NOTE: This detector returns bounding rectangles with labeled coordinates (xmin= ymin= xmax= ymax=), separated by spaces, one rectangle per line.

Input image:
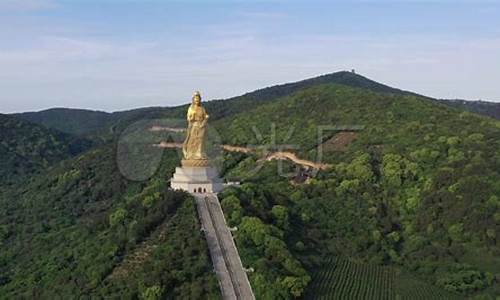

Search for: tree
xmin=345 ymin=152 xmax=374 ymax=183
xmin=279 ymin=275 xmax=310 ymax=297
xmin=448 ymin=223 xmax=464 ymax=242
xmin=239 ymin=217 xmax=268 ymax=247
xmin=221 ymin=195 xmax=243 ymax=226
xmin=271 ymin=205 xmax=289 ymax=231
xmin=140 ymin=285 xmax=163 ymax=300
xmin=109 ymin=208 xmax=127 ymax=227
xmin=0 ymin=225 xmax=8 ymax=246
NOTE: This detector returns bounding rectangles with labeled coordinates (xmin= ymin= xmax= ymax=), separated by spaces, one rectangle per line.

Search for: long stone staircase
xmin=194 ymin=193 xmax=255 ymax=300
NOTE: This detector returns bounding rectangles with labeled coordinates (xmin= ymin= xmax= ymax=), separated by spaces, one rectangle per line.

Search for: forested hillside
xmin=213 ymin=84 xmax=500 ymax=298
xmin=0 ymin=144 xmax=219 ymax=298
xmin=0 ymin=113 xmax=92 ymax=186
xmin=440 ymin=99 xmax=500 ymax=121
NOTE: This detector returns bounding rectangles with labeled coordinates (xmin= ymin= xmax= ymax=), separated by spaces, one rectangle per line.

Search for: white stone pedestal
xmin=170 ymin=166 xmax=223 ymax=194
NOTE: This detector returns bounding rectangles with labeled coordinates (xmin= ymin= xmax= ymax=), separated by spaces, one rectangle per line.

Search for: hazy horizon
xmin=1 ymin=0 xmax=500 ymax=113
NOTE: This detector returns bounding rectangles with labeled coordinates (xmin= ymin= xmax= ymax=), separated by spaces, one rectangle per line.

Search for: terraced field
xmin=305 ymin=257 xmax=463 ymax=300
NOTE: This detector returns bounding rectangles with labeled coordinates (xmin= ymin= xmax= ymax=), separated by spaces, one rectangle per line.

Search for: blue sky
xmin=1 ymin=0 xmax=500 ymax=113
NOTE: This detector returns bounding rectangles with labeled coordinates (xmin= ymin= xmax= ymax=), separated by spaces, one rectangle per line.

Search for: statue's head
xmin=192 ymin=91 xmax=202 ymax=106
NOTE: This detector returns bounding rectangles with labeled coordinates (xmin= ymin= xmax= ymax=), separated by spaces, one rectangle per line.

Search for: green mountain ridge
xmin=12 ymin=72 xmax=499 ymax=140
xmin=439 ymin=99 xmax=500 ymax=121
xmin=11 ymin=72 xmax=420 ymax=137
xmin=15 ymin=108 xmax=113 ymax=136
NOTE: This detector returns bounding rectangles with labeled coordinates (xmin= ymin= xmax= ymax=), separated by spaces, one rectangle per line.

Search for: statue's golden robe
xmin=182 ymin=92 xmax=209 ymax=165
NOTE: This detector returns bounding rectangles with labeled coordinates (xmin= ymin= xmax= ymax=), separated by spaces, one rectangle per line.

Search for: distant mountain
xmin=202 ymin=71 xmax=421 ymax=122
xmin=15 ymin=108 xmax=113 ymax=136
xmin=14 ymin=72 xmax=499 ymax=140
xmin=440 ymin=99 xmax=500 ymax=120
xmin=0 ymin=114 xmax=92 ymax=186
xmin=236 ymin=70 xmax=419 ymax=101
xmin=12 ymin=71 xmax=418 ymax=137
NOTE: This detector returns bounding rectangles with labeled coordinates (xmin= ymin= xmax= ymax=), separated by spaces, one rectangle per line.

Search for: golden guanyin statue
xmin=182 ymin=91 xmax=209 ymax=167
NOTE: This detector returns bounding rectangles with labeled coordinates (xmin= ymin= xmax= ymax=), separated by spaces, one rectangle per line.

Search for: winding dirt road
xmin=155 ymin=142 xmax=331 ymax=170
